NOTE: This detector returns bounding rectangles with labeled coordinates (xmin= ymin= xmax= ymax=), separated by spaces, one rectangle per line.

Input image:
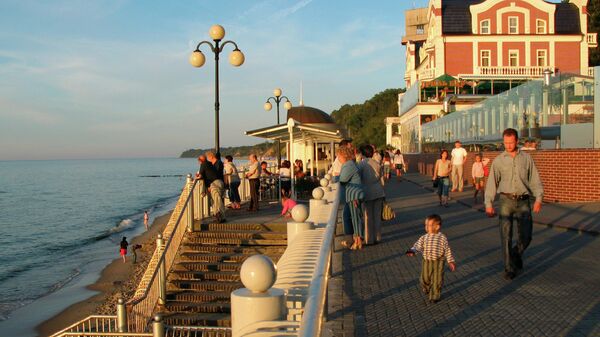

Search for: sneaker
xmin=503 ymin=271 xmax=516 ymax=280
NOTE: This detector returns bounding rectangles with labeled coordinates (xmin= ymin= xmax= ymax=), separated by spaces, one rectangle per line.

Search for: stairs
xmin=157 ymin=222 xmax=287 ymax=330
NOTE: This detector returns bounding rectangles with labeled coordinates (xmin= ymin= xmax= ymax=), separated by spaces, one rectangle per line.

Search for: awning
xmin=245 ymin=119 xmax=344 ymax=142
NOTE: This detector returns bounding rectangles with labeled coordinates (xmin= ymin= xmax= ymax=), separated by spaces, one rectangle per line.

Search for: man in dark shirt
xmin=206 ymin=151 xmax=226 ymax=223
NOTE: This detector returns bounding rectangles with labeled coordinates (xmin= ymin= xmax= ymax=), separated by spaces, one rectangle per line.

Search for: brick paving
xmin=325 ymin=174 xmax=600 ymax=337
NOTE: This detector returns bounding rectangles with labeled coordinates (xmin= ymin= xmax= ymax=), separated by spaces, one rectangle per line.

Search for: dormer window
xmin=416 ymin=24 xmax=425 ymax=35
xmin=480 ymin=20 xmax=490 ymax=34
xmin=509 ymin=17 xmax=518 ymax=34
xmin=536 ymin=19 xmax=546 ymax=34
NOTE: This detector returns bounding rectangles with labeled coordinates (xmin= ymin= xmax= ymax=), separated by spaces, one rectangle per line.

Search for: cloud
xmin=275 ymin=0 xmax=313 ymax=19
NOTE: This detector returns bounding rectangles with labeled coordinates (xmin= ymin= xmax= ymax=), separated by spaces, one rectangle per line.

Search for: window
xmin=508 ymin=16 xmax=518 ymax=34
xmin=509 ymin=50 xmax=519 ymax=67
xmin=480 ymin=20 xmax=490 ymax=34
xmin=416 ymin=24 xmax=425 ymax=35
xmin=536 ymin=19 xmax=546 ymax=34
xmin=481 ymin=50 xmax=491 ymax=67
xmin=537 ymin=50 xmax=547 ymax=67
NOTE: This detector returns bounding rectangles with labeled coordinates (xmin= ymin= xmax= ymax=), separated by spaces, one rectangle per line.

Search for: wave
xmin=108 ymin=218 xmax=134 ymax=234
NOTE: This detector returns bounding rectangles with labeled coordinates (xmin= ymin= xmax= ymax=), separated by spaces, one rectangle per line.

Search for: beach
xmin=36 ymin=211 xmax=173 ymax=337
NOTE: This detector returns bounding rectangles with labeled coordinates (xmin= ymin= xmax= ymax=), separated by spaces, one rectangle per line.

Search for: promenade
xmin=325 ymin=174 xmax=600 ymax=337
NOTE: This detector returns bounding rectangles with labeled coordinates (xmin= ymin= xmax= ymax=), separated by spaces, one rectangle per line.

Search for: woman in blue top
xmin=338 ymin=146 xmax=365 ymax=250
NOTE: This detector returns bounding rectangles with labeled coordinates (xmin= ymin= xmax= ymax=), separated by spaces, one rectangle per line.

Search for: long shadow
xmin=562 ymin=299 xmax=600 ymax=336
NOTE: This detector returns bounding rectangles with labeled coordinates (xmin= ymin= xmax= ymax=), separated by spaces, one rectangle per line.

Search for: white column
xmin=386 ymin=122 xmax=392 ymax=146
xmin=594 ymin=66 xmax=600 ymax=148
xmin=308 ymin=139 xmax=314 ymax=177
xmin=330 ymin=141 xmax=335 ymax=167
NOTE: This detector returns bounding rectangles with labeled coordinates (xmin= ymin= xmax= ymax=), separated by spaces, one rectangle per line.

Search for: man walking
xmin=485 ymin=128 xmax=543 ymax=280
xmin=246 ymin=154 xmax=261 ymax=211
xmin=450 ymin=140 xmax=467 ymax=192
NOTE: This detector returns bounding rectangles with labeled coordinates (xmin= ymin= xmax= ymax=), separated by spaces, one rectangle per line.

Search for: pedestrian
xmin=406 ymin=214 xmax=456 ymax=303
xmin=450 ymin=140 xmax=468 ymax=192
xmin=280 ymin=187 xmax=297 ymax=218
xmin=433 ymin=150 xmax=452 ymax=207
xmin=485 ymin=128 xmax=543 ymax=280
xmin=393 ymin=150 xmax=405 ymax=181
xmin=245 ymin=154 xmax=261 ymax=211
xmin=120 ymin=237 xmax=128 ymax=263
xmin=132 ymin=244 xmax=142 ymax=264
xmin=260 ymin=161 xmax=273 ymax=176
xmin=383 ymin=151 xmax=392 ymax=181
xmin=143 ymin=210 xmax=149 ymax=230
xmin=207 ymin=151 xmax=227 ymax=223
xmin=328 ymin=139 xmax=352 ymax=182
xmin=338 ymin=146 xmax=365 ymax=250
xmin=224 ymin=155 xmax=241 ymax=209
xmin=358 ymin=144 xmax=385 ymax=245
xmin=471 ymin=154 xmax=491 ymax=203
xmin=197 ymin=153 xmax=226 ymax=223
xmin=279 ymin=160 xmax=292 ymax=192
xmin=372 ymin=145 xmax=382 ymax=164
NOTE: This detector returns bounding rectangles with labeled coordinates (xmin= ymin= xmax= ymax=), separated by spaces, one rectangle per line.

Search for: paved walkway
xmin=325 ymin=174 xmax=600 ymax=337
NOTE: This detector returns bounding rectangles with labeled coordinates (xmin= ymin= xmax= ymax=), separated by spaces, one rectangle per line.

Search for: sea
xmin=0 ymin=157 xmax=249 ymax=336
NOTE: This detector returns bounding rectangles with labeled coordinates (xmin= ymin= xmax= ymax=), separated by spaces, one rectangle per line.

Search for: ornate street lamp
xmin=190 ymin=24 xmax=245 ymax=153
xmin=264 ymin=88 xmax=292 ymax=167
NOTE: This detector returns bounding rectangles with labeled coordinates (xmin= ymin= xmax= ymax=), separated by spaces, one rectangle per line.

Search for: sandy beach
xmin=36 ymin=211 xmax=173 ymax=337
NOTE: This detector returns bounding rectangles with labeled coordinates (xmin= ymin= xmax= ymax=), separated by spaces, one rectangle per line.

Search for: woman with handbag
xmin=358 ymin=145 xmax=385 ymax=245
xmin=433 ymin=150 xmax=452 ymax=207
xmin=338 ymin=146 xmax=365 ymax=250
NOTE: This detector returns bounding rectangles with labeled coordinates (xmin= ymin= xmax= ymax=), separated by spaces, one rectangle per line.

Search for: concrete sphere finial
xmin=324 ymin=174 xmax=332 ymax=181
xmin=320 ymin=178 xmax=329 ymax=187
xmin=291 ymin=204 xmax=309 ymax=222
xmin=312 ymin=187 xmax=324 ymax=200
xmin=240 ymin=255 xmax=276 ymax=293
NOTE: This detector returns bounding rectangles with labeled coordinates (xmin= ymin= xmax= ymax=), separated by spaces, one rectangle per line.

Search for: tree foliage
xmin=180 ymin=142 xmax=279 ymax=158
xmin=330 ymin=88 xmax=405 ymax=148
xmin=589 ymin=0 xmax=600 ymax=66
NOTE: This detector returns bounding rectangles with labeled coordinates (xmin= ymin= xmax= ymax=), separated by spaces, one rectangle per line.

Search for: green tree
xmin=330 ymin=88 xmax=405 ymax=148
xmin=589 ymin=0 xmax=600 ymax=66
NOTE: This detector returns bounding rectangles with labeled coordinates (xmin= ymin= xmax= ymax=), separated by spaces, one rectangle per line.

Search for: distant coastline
xmin=180 ymin=141 xmax=281 ymax=158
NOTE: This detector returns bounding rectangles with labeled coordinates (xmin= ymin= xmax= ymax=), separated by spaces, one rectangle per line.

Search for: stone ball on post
xmin=291 ymin=204 xmax=309 ymax=223
xmin=320 ymin=178 xmax=330 ymax=187
xmin=312 ymin=187 xmax=325 ymax=200
xmin=240 ymin=255 xmax=277 ymax=293
xmin=324 ymin=174 xmax=332 ymax=181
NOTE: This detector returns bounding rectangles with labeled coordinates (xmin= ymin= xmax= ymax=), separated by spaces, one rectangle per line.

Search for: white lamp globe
xmin=240 ymin=255 xmax=276 ymax=293
xmin=209 ymin=24 xmax=225 ymax=40
xmin=273 ymin=88 xmax=282 ymax=97
xmin=189 ymin=51 xmax=205 ymax=68
xmin=229 ymin=49 xmax=245 ymax=66
xmin=284 ymin=101 xmax=292 ymax=110
xmin=264 ymin=102 xmax=273 ymax=111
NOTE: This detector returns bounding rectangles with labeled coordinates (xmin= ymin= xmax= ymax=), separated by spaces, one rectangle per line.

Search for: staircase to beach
xmin=156 ymin=222 xmax=288 ymax=329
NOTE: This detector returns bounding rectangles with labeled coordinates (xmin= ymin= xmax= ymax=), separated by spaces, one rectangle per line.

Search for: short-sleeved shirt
xmin=247 ymin=161 xmax=261 ymax=179
xmin=451 ymin=147 xmax=467 ymax=165
xmin=224 ymin=162 xmax=240 ymax=183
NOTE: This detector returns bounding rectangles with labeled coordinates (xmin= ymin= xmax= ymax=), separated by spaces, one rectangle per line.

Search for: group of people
xmin=328 ymin=140 xmax=399 ymax=250
xmin=408 ymin=128 xmax=544 ymax=303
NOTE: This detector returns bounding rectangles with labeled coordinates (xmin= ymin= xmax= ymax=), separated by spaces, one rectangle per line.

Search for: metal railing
xmin=50 ymin=316 xmax=122 ymax=337
xmin=475 ymin=66 xmax=551 ymax=78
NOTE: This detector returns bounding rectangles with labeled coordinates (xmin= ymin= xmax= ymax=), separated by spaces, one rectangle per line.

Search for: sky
xmin=0 ymin=0 xmax=428 ymax=160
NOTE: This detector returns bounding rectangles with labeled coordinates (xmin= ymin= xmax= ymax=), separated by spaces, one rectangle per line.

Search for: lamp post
xmin=264 ymin=88 xmax=293 ymax=167
xmin=190 ymin=24 xmax=245 ymax=153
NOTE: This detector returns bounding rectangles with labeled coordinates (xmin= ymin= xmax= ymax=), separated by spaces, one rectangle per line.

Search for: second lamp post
xmin=264 ymin=88 xmax=292 ymax=168
xmin=190 ymin=24 xmax=245 ymax=154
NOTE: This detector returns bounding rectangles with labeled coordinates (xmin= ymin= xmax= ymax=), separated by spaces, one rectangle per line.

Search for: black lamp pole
xmin=265 ymin=94 xmax=291 ymax=168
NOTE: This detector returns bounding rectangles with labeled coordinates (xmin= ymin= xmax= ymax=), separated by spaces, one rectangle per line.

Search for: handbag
xmin=433 ymin=178 xmax=439 ymax=188
xmin=381 ymin=201 xmax=396 ymax=221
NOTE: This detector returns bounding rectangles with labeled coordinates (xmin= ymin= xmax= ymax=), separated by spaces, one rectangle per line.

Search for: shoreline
xmin=36 ymin=211 xmax=173 ymax=337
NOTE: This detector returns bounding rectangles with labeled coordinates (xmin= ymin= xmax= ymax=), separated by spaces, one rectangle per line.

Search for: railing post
xmin=152 ymin=315 xmax=165 ymax=337
xmin=195 ymin=176 xmax=201 ymax=220
xmin=186 ymin=174 xmax=194 ymax=232
xmin=156 ymin=234 xmax=167 ymax=306
xmin=117 ymin=298 xmax=128 ymax=332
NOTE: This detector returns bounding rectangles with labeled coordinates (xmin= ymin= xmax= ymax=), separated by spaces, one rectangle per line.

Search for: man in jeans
xmin=450 ymin=140 xmax=467 ymax=192
xmin=485 ymin=128 xmax=543 ymax=280
xmin=245 ymin=154 xmax=261 ymax=211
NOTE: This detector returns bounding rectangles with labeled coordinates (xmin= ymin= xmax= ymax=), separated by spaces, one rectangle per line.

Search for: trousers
xmin=451 ymin=164 xmax=464 ymax=190
xmin=209 ymin=180 xmax=225 ymax=216
xmin=420 ymin=258 xmax=445 ymax=301
xmin=248 ymin=178 xmax=260 ymax=210
xmin=498 ymin=194 xmax=533 ymax=273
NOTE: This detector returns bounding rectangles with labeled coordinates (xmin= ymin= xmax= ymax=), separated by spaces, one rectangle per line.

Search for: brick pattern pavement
xmin=324 ymin=176 xmax=600 ymax=337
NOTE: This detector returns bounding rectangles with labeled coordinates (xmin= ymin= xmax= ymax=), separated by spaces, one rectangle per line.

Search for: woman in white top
xmin=279 ymin=160 xmax=292 ymax=192
xmin=393 ymin=150 xmax=405 ymax=181
xmin=224 ymin=155 xmax=241 ymax=209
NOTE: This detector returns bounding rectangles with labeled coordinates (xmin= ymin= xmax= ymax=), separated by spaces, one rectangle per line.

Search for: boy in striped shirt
xmin=406 ymin=214 xmax=456 ymax=303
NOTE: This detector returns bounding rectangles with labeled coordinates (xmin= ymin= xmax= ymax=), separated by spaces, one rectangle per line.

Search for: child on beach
xmin=143 ymin=211 xmax=149 ymax=230
xmin=471 ymin=155 xmax=490 ymax=203
xmin=120 ymin=237 xmax=128 ymax=263
xmin=406 ymin=214 xmax=456 ymax=303
xmin=132 ymin=244 xmax=142 ymax=264
xmin=280 ymin=188 xmax=297 ymax=218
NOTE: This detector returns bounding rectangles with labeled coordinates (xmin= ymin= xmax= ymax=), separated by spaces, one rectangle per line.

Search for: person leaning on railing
xmin=245 ymin=154 xmax=261 ymax=212
xmin=224 ymin=155 xmax=241 ymax=209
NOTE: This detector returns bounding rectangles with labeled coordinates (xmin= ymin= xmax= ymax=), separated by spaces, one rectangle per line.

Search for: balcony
xmin=587 ymin=33 xmax=597 ymax=47
xmin=462 ymin=66 xmax=554 ymax=79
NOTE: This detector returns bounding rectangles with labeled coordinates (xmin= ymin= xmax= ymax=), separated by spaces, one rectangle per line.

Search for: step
xmin=178 ymin=251 xmax=281 ymax=263
xmin=159 ymin=312 xmax=231 ymax=328
xmin=166 ymin=290 xmax=231 ymax=303
xmin=186 ymin=231 xmax=288 ymax=241
xmin=173 ymin=262 xmax=242 ymax=273
xmin=164 ymin=301 xmax=231 ymax=314
xmin=180 ymin=244 xmax=286 ymax=255
xmin=197 ymin=222 xmax=287 ymax=232
xmin=168 ymin=280 xmax=243 ymax=292
xmin=183 ymin=237 xmax=287 ymax=246
xmin=170 ymin=270 xmax=240 ymax=282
